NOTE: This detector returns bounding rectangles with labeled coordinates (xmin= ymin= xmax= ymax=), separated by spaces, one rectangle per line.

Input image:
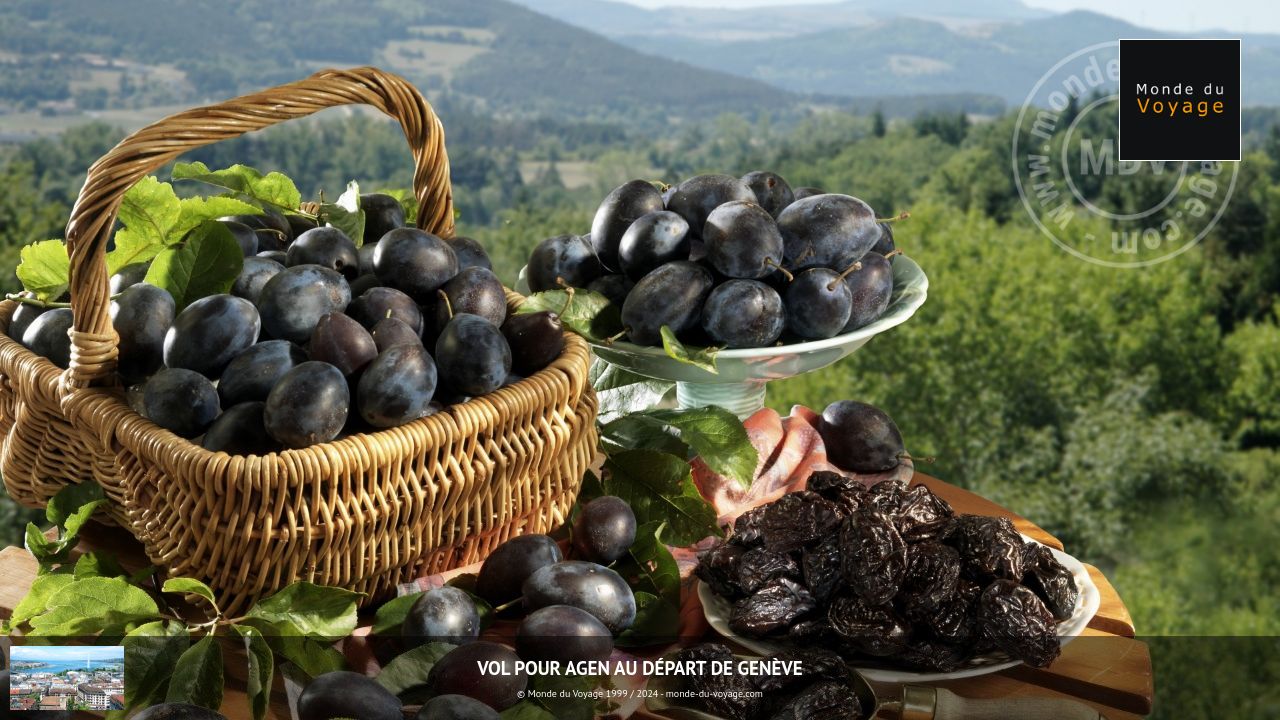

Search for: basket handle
xmin=61 ymin=66 xmax=454 ymax=392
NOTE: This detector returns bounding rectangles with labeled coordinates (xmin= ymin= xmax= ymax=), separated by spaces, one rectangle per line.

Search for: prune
xmin=370 ymin=317 xmax=423 ymax=351
xmin=475 ymin=534 xmax=563 ymax=605
xmin=257 ymin=265 xmax=351 ymax=344
xmin=222 ymin=210 xmax=291 ymax=251
xmin=218 ymin=219 xmax=258 ymax=256
xmin=805 ymin=471 xmax=865 ymax=517
xmin=801 ymin=536 xmax=843 ymax=603
xmin=618 ymin=210 xmax=690 ymax=280
xmin=218 ymin=340 xmax=308 ymax=407
xmin=133 ymin=704 xmax=227 ymax=720
xmin=309 ymin=312 xmax=377 ymax=376
xmin=787 ymin=619 xmax=834 ymax=643
xmin=702 ymin=279 xmax=786 ymax=348
xmin=741 ymin=170 xmax=795 ymax=217
xmin=571 ymin=495 xmax=637 ymax=564
xmin=771 ymin=680 xmax=862 ymax=720
xmin=7 ymin=298 xmax=45 ymax=342
xmin=201 ymin=402 xmax=276 ymax=455
xmin=915 ymin=587 xmax=978 ymax=645
xmin=358 ymin=243 xmax=377 ymax=277
xmin=665 ymin=174 xmax=755 ymax=239
xmin=501 ymin=311 xmax=564 ymax=374
xmin=433 ymin=266 xmax=507 ymax=329
xmin=111 ymin=283 xmax=175 ymax=384
xmin=360 ymin=192 xmax=406 ymax=244
xmin=110 ymin=262 xmax=150 ymax=294
xmin=730 ymin=578 xmax=816 ymax=637
xmin=759 ymin=491 xmax=842 ymax=553
xmin=704 ymin=200 xmax=785 ymax=279
xmin=22 ymin=307 xmax=74 ymax=368
xmin=446 ymin=236 xmax=493 ymax=272
xmin=590 ymin=180 xmax=665 ymax=271
xmin=232 ymin=256 xmax=285 ymax=304
xmin=373 ymin=227 xmax=459 ymax=301
xmin=586 ymin=274 xmax=633 ymax=307
xmin=417 ymin=695 xmax=500 ymax=720
xmin=163 ymin=294 xmax=261 ymax=378
xmin=287 ymin=213 xmax=318 ymax=240
xmin=143 ymin=368 xmax=220 ymax=438
xmin=898 ymin=640 xmax=966 ymax=673
xmin=819 ymin=400 xmax=905 ymax=474
xmin=976 ymin=580 xmax=1061 ymax=667
xmin=357 ymin=344 xmax=437 ymax=428
xmin=776 ymin=194 xmax=879 ymax=272
xmin=348 ymin=273 xmax=380 ymax=297
xmin=428 ymin=642 xmax=528 ymax=711
xmin=758 ymin=647 xmax=848 ymax=691
xmin=527 ymin=234 xmax=601 ymax=292
xmin=404 ymin=586 xmax=481 ymax=647
xmin=784 ymin=268 xmax=853 ymax=340
xmin=298 ymin=670 xmax=402 ymax=720
xmin=347 ymin=286 xmax=424 ymax=335
xmin=287 ymin=226 xmax=360 ymax=280
xmin=677 ymin=644 xmax=761 ymax=720
xmin=731 ymin=506 xmax=768 ymax=547
xmin=695 ymin=541 xmax=746 ymax=599
xmin=435 ymin=313 xmax=511 ymax=396
xmin=621 ymin=260 xmax=714 ymax=346
xmin=522 ymin=560 xmax=636 ymax=632
xmin=861 ymin=478 xmax=907 ymax=515
xmin=737 ymin=547 xmax=801 ymax=594
xmin=1022 ymin=543 xmax=1079 ymax=620
xmin=948 ymin=515 xmax=1027 ymax=581
xmin=842 ymin=251 xmax=894 ymax=333
xmin=263 ymin=361 xmax=349 ymax=448
xmin=871 ymin=221 xmax=895 ymax=255
xmin=827 ymin=593 xmax=909 ymax=657
xmin=899 ymin=543 xmax=961 ymax=614
xmin=256 ymin=250 xmax=288 ymax=264
xmin=515 ymin=604 xmax=613 ymax=664
xmin=895 ymin=484 xmax=955 ymax=541
xmin=838 ymin=510 xmax=907 ymax=606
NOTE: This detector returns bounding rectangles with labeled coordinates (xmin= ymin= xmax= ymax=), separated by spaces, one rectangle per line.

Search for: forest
xmin=1 ymin=99 xmax=1278 ymax=715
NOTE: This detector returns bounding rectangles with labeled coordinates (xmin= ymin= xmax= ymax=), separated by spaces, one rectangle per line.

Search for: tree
xmin=871 ymin=107 xmax=886 ymax=138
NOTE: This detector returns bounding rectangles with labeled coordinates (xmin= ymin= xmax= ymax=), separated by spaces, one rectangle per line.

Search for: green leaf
xmin=144 ymin=220 xmax=244 ymax=311
xmin=47 ymin=481 xmax=106 ymax=526
xmin=588 ymin=359 xmax=673 ymax=422
xmin=107 ymin=176 xmax=182 ymax=275
xmin=614 ymin=591 xmax=680 ymax=648
xmin=245 ymin=581 xmax=363 ymax=638
xmin=27 ymin=576 xmax=162 ymax=637
xmin=233 ymin=624 xmax=274 ymax=720
xmin=602 ymin=449 xmax=722 ymax=547
xmin=25 ymin=522 xmax=59 ymax=563
xmin=74 ymin=551 xmax=126 ymax=580
xmin=317 ymin=180 xmax=366 ymax=247
xmin=518 ymin=288 xmax=623 ymax=342
xmin=163 ymin=578 xmax=219 ymax=610
xmin=16 ymin=240 xmax=71 ymax=300
xmin=375 ymin=642 xmax=455 ymax=696
xmin=599 ymin=415 xmax=689 ymax=458
xmin=372 ymin=591 xmax=423 ymax=636
xmin=444 ymin=574 xmax=496 ymax=629
xmin=9 ymin=573 xmax=75 ymax=627
xmin=165 ymin=635 xmax=224 ymax=710
xmin=174 ymin=196 xmax=262 ymax=239
xmin=375 ymin=188 xmax=418 ymax=224
xmin=624 ymin=522 xmax=680 ymax=603
xmin=263 ymin=633 xmax=345 ymax=679
xmin=603 ymin=407 xmax=756 ymax=489
xmin=124 ymin=620 xmax=189 ymax=710
xmin=172 ymin=162 xmax=301 ymax=211
xmin=500 ymin=702 xmax=558 ymax=720
xmin=660 ymin=326 xmax=719 ymax=374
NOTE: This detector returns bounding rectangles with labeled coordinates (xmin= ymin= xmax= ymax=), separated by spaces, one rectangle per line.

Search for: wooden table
xmin=0 ymin=472 xmax=1153 ymax=719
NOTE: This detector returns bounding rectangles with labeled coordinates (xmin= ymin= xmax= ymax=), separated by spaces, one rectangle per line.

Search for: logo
xmin=1012 ymin=42 xmax=1238 ymax=268
xmin=1119 ymin=39 xmax=1241 ymax=161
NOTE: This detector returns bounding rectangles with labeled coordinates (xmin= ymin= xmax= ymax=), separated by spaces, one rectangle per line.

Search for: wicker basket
xmin=0 ymin=67 xmax=597 ymax=615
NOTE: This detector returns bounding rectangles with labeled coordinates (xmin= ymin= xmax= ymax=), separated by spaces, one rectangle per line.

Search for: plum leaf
xmin=16 ymin=240 xmax=71 ymax=301
xmin=144 ymin=220 xmax=243 ymax=311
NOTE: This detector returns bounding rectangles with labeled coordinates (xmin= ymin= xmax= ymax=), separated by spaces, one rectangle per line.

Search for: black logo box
xmin=1119 ymin=39 xmax=1241 ymax=162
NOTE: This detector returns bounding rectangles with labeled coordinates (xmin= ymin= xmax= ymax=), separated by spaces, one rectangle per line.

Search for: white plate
xmin=698 ymin=534 xmax=1101 ymax=683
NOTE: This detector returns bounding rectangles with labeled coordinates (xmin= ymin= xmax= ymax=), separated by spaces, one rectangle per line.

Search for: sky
xmin=608 ymin=0 xmax=1280 ymax=35
xmin=11 ymin=646 xmax=125 ymax=663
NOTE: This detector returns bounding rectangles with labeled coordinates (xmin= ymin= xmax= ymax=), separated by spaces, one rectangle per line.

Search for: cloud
xmin=11 ymin=645 xmax=124 ymax=663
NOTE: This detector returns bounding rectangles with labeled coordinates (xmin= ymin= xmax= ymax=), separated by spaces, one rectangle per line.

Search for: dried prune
xmin=895 ymin=484 xmax=955 ymax=541
xmin=898 ymin=542 xmax=961 ymax=614
xmin=1022 ymin=544 xmax=1079 ymax=620
xmin=733 ymin=506 xmax=769 ymax=547
xmin=838 ymin=510 xmax=907 ymax=605
xmin=770 ymin=680 xmax=863 ymax=720
xmin=738 ymin=547 xmax=801 ymax=594
xmin=675 ymin=644 xmax=763 ymax=720
xmin=731 ymin=578 xmax=817 ymax=638
xmin=697 ymin=541 xmax=746 ymax=599
xmin=948 ymin=515 xmax=1027 ymax=581
xmin=787 ymin=619 xmax=834 ymax=643
xmin=976 ymin=579 xmax=1061 ymax=667
xmin=828 ymin=594 xmax=909 ymax=657
xmin=898 ymin=640 xmax=967 ymax=673
xmin=801 ymin=536 xmax=843 ymax=603
xmin=914 ymin=579 xmax=981 ymax=645
xmin=751 ymin=647 xmax=846 ymax=693
xmin=761 ymin=491 xmax=843 ymax=553
xmin=805 ymin=470 xmax=865 ymax=516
